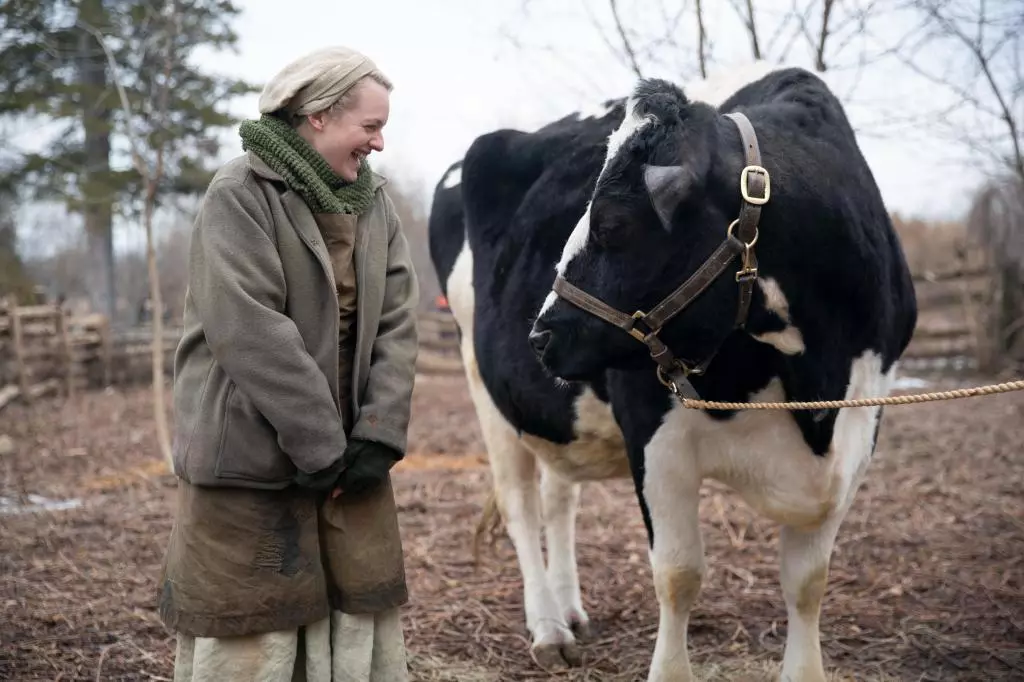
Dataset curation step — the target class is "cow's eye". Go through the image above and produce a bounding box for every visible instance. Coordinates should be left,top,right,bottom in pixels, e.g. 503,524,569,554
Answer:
590,204,630,250
588,213,613,249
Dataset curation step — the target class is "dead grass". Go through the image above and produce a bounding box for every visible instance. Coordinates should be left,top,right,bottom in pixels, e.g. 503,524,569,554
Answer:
1,371,1022,681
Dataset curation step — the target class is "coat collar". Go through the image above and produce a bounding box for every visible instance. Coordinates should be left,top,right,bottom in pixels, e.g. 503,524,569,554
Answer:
247,151,388,193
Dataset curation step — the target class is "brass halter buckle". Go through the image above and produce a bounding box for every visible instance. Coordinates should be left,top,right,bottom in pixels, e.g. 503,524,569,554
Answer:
627,310,660,342
740,164,770,205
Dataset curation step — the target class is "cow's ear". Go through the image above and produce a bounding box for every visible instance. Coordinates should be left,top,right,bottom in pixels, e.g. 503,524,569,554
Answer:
643,164,700,232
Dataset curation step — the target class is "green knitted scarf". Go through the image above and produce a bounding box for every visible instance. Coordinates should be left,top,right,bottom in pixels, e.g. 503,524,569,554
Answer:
238,114,376,215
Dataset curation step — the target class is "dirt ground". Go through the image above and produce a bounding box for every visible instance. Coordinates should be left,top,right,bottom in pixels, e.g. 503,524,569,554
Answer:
1,368,1022,681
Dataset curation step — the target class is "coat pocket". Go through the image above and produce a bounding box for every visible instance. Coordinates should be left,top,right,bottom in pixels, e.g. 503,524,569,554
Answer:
215,382,295,484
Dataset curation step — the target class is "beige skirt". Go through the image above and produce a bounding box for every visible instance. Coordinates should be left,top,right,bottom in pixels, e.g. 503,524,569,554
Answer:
172,608,408,682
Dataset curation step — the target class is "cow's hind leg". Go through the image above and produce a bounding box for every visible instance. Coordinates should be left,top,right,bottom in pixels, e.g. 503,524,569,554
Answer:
538,462,591,639
464,364,581,668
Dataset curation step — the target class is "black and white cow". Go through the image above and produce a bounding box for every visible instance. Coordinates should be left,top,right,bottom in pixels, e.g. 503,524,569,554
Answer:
529,67,917,680
430,63,917,681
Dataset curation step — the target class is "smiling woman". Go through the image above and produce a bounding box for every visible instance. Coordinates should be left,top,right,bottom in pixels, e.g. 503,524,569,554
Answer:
294,73,392,183
160,45,420,682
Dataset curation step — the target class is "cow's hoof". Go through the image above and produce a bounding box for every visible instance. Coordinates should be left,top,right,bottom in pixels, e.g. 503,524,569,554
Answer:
569,617,593,641
531,638,583,669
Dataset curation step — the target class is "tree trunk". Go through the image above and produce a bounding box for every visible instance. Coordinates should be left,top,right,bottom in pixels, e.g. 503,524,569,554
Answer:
78,0,116,320
144,183,172,467
1000,265,1023,363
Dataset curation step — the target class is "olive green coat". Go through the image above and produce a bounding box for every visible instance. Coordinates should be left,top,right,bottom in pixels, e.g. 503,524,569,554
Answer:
159,152,418,638
171,152,419,488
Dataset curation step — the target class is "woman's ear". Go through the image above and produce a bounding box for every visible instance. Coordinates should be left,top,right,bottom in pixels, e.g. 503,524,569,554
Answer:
306,110,328,131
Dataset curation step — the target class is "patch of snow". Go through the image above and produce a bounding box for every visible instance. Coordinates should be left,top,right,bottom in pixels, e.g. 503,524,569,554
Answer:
0,494,83,516
894,376,931,390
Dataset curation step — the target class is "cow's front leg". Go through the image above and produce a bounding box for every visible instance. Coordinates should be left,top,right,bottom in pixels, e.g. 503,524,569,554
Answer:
483,430,579,669
464,360,580,668
640,437,704,682
539,462,590,639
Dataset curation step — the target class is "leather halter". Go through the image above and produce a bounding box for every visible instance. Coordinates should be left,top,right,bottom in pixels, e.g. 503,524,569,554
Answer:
551,111,769,401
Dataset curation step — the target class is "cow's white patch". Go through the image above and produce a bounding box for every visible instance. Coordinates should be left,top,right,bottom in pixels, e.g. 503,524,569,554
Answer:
554,97,651,284
575,101,616,120
752,277,805,355
441,165,462,189
444,241,474,332
521,387,629,482
537,206,592,318
640,348,892,681
602,96,651,167
556,207,592,276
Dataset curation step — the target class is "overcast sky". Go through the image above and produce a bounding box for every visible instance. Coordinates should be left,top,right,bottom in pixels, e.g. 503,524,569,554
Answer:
9,0,1011,260
185,0,1011,223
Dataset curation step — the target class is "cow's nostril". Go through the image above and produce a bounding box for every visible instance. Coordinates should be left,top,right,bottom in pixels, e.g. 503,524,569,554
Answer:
528,329,552,356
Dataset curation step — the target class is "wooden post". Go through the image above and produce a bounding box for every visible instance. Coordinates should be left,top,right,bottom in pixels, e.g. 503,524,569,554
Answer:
0,297,11,395
56,306,73,399
101,315,112,387
10,306,28,400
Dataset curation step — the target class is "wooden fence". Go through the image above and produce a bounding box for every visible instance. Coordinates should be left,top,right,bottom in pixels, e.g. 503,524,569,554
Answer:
415,311,463,375
0,300,71,409
904,266,991,369
0,298,179,411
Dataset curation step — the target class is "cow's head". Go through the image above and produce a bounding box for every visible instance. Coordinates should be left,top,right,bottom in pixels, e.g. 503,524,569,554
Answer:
530,78,755,382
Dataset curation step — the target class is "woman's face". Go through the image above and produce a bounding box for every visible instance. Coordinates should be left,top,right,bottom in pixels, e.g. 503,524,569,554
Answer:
302,79,390,181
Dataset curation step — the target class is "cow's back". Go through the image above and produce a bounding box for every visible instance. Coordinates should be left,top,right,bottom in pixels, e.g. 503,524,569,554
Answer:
718,68,918,368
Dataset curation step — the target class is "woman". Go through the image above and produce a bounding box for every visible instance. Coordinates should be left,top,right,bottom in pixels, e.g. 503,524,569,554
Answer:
158,46,419,681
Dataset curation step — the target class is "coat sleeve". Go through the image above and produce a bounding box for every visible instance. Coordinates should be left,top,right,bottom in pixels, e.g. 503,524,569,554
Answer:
349,191,420,455
189,177,345,474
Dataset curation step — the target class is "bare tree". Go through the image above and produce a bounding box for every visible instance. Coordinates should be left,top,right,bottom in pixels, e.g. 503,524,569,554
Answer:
79,2,180,466
896,0,1023,182
501,0,890,99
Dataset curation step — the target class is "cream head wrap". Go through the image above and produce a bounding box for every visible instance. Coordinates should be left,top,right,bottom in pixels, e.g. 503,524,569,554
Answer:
257,46,386,118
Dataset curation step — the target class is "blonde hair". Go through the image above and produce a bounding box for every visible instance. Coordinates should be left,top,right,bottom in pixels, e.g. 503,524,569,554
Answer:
289,72,392,128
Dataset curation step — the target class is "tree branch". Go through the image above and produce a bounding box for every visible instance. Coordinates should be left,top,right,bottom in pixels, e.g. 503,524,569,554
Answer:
695,0,707,78
725,0,762,60
74,19,148,181
816,0,836,71
921,1,1023,180
609,0,644,79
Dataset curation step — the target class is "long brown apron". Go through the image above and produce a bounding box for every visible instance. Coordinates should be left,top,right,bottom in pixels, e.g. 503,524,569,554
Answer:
313,213,408,616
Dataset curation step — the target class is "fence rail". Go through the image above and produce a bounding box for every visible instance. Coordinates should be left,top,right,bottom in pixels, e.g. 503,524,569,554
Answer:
905,265,990,368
